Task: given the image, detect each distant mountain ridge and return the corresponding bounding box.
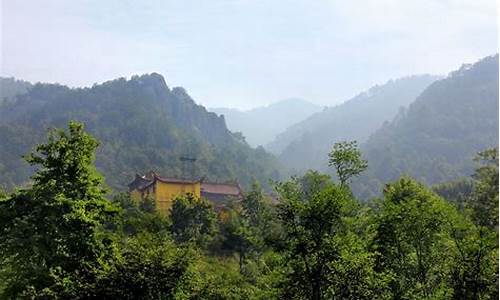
[0,73,282,190]
[267,75,440,171]
[211,98,322,147]
[0,77,32,102]
[354,54,499,199]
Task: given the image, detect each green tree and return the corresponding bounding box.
[242,182,266,227]
[218,183,279,274]
[469,148,498,229]
[111,192,169,236]
[328,140,368,187]
[241,182,283,249]
[447,148,499,299]
[0,121,116,298]
[92,233,195,300]
[447,213,498,300]
[219,208,260,273]
[373,177,458,299]
[170,193,218,247]
[276,171,387,300]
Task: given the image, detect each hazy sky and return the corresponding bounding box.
[1,0,498,109]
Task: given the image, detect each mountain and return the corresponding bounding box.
[355,55,499,199]
[210,98,321,147]
[0,77,33,102]
[0,74,282,190]
[267,75,439,171]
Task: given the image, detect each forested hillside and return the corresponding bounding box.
[267,75,439,171]
[2,122,497,298]
[0,77,32,102]
[211,98,321,147]
[0,73,282,190]
[355,55,499,199]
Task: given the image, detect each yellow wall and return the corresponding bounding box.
[129,180,200,215]
[154,181,200,214]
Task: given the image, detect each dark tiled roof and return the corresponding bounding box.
[201,182,243,197]
[128,174,153,191]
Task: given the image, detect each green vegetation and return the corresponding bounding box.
[356,55,499,198]
[1,122,497,299]
[170,194,218,246]
[328,140,368,187]
[0,73,282,190]
[0,122,116,298]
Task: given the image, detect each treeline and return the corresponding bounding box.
[0,122,498,299]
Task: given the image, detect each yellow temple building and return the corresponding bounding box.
[128,171,243,215]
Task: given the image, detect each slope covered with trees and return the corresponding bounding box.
[0,77,32,103]
[1,123,497,299]
[355,55,499,198]
[211,98,321,147]
[0,73,282,190]
[267,75,439,171]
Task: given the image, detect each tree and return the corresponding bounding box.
[218,183,279,274]
[447,148,499,299]
[447,213,498,300]
[110,192,169,236]
[328,141,368,187]
[242,182,266,227]
[373,177,458,299]
[92,233,194,300]
[241,182,283,249]
[219,208,260,273]
[276,171,387,300]
[0,121,116,298]
[469,148,498,229]
[170,193,218,246]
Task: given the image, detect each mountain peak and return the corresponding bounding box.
[130,73,169,89]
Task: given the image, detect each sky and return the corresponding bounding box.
[1,0,498,109]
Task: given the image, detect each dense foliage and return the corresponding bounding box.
[356,55,499,198]
[0,122,116,298]
[1,123,496,299]
[0,73,282,190]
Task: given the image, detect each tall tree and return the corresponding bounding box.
[276,171,387,300]
[448,148,499,299]
[469,148,499,229]
[0,121,115,298]
[170,193,218,247]
[328,140,368,187]
[373,177,459,299]
[219,208,259,273]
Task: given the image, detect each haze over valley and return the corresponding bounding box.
[1,1,498,299]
